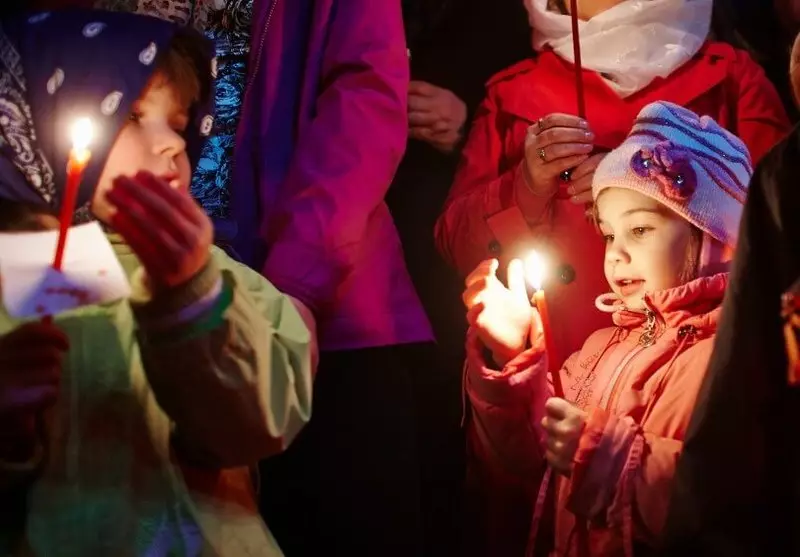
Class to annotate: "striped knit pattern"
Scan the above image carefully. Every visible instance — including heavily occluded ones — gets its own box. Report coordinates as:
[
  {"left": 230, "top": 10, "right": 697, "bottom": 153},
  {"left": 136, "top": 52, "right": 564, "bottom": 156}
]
[{"left": 593, "top": 101, "right": 753, "bottom": 248}]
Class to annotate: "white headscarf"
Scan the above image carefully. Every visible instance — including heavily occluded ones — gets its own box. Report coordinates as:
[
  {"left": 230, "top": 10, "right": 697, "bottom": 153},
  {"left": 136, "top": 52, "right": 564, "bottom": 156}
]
[{"left": 524, "top": 0, "right": 713, "bottom": 97}]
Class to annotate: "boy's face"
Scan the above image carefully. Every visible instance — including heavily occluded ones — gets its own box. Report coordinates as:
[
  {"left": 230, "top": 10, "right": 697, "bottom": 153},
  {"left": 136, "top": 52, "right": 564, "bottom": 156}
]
[
  {"left": 92, "top": 77, "right": 191, "bottom": 224},
  {"left": 596, "top": 188, "right": 696, "bottom": 310}
]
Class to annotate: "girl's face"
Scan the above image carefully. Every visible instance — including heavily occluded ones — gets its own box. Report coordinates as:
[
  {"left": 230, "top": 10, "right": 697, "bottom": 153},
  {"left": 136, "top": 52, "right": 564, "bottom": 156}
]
[
  {"left": 563, "top": 0, "right": 627, "bottom": 20},
  {"left": 596, "top": 188, "right": 698, "bottom": 310},
  {"left": 91, "top": 76, "right": 191, "bottom": 224}
]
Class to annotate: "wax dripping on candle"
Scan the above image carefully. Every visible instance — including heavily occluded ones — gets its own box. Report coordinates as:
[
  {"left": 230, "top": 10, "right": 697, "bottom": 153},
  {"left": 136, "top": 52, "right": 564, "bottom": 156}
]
[{"left": 525, "top": 251, "right": 564, "bottom": 398}]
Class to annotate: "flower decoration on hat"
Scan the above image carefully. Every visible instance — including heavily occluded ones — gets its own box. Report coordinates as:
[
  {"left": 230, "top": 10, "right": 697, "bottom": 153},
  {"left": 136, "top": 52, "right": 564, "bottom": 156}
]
[{"left": 631, "top": 141, "right": 697, "bottom": 201}]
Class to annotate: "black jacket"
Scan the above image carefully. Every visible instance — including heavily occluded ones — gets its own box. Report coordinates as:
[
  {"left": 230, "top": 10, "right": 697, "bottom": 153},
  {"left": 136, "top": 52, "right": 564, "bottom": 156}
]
[
  {"left": 390, "top": 0, "right": 530, "bottom": 364},
  {"left": 661, "top": 126, "right": 800, "bottom": 556}
]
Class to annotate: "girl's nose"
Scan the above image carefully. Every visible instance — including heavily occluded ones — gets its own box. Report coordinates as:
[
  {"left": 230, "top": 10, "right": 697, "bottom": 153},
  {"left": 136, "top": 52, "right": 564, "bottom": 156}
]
[
  {"left": 605, "top": 239, "right": 630, "bottom": 264},
  {"left": 153, "top": 126, "right": 187, "bottom": 159}
]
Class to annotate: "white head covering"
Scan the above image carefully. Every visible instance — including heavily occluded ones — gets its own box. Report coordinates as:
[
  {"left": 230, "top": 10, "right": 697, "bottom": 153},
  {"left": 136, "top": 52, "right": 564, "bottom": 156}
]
[{"left": 524, "top": 0, "right": 713, "bottom": 97}]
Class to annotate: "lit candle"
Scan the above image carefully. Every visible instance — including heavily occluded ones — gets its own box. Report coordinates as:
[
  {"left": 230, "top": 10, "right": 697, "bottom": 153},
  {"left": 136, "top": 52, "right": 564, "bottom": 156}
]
[
  {"left": 525, "top": 251, "right": 564, "bottom": 398},
  {"left": 52, "top": 118, "right": 93, "bottom": 271}
]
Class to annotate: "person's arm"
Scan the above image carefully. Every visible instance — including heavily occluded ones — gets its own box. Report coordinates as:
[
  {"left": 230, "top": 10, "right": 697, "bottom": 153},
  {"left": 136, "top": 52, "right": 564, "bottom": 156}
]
[
  {"left": 132, "top": 249, "right": 314, "bottom": 468},
  {"left": 566, "top": 341, "right": 715, "bottom": 545},
  {"left": 434, "top": 93, "right": 553, "bottom": 277},
  {"left": 260, "top": 0, "right": 409, "bottom": 314},
  {"left": 465, "top": 326, "right": 569, "bottom": 481},
  {"left": 732, "top": 49, "right": 792, "bottom": 163}
]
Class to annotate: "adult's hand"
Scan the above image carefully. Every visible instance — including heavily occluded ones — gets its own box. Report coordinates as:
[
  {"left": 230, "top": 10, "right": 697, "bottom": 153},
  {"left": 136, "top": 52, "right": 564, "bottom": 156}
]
[
  {"left": 522, "top": 113, "right": 594, "bottom": 199},
  {"left": 566, "top": 153, "right": 607, "bottom": 205},
  {"left": 408, "top": 81, "right": 467, "bottom": 153}
]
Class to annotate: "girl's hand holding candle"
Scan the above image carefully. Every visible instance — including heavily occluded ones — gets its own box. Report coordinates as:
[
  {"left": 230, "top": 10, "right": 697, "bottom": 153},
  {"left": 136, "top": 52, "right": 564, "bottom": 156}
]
[{"left": 463, "top": 258, "right": 532, "bottom": 366}]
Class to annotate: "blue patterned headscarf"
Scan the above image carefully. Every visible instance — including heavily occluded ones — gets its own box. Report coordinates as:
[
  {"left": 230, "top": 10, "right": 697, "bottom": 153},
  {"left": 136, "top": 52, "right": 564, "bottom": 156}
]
[{"left": 0, "top": 9, "right": 214, "bottom": 222}]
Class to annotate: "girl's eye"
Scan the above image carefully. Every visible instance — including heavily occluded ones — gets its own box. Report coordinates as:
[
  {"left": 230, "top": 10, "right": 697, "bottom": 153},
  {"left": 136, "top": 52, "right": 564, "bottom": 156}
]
[
  {"left": 128, "top": 111, "right": 142, "bottom": 123},
  {"left": 632, "top": 226, "right": 652, "bottom": 238},
  {"left": 602, "top": 233, "right": 614, "bottom": 244}
]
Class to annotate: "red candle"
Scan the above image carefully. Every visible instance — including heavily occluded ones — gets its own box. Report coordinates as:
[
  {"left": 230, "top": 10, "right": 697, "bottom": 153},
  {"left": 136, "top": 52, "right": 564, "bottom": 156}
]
[
  {"left": 569, "top": 0, "right": 586, "bottom": 119},
  {"left": 526, "top": 251, "right": 564, "bottom": 398},
  {"left": 52, "top": 118, "right": 93, "bottom": 271}
]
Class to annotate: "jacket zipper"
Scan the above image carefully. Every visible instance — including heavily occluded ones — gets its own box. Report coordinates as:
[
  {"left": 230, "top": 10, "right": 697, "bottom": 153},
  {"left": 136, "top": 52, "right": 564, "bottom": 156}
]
[
  {"left": 598, "top": 308, "right": 660, "bottom": 411},
  {"left": 246, "top": 0, "right": 279, "bottom": 89}
]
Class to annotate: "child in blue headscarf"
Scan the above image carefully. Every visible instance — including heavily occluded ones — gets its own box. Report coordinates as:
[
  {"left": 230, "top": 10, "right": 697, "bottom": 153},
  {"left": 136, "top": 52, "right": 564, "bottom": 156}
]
[{"left": 0, "top": 10, "right": 314, "bottom": 556}]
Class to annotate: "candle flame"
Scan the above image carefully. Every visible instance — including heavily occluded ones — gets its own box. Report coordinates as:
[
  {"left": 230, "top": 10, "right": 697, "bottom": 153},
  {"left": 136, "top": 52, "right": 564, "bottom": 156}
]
[
  {"left": 70, "top": 118, "right": 94, "bottom": 151},
  {"left": 525, "top": 250, "right": 547, "bottom": 291}
]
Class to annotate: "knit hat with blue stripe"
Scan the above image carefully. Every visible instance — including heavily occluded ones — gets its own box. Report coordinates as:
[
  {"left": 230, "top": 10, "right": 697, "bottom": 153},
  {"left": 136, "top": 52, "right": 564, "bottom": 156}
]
[{"left": 592, "top": 101, "right": 752, "bottom": 248}]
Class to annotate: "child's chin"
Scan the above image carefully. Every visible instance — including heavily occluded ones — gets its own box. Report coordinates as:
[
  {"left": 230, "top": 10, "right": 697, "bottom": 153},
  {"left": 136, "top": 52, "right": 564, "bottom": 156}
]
[{"left": 622, "top": 295, "right": 646, "bottom": 310}]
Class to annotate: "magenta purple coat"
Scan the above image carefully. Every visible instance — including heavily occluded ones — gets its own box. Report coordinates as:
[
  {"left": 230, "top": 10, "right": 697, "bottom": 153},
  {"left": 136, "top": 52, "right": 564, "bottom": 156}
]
[{"left": 231, "top": 0, "right": 433, "bottom": 350}]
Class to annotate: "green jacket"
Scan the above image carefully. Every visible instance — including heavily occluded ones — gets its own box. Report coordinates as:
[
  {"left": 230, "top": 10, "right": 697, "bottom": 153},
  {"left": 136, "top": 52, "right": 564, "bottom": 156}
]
[{"left": 0, "top": 236, "right": 313, "bottom": 556}]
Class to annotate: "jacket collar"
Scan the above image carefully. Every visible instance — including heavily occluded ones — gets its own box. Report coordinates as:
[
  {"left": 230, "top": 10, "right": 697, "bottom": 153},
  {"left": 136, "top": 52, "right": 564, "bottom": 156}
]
[
  {"left": 612, "top": 272, "right": 728, "bottom": 335},
  {"left": 497, "top": 42, "right": 730, "bottom": 150}
]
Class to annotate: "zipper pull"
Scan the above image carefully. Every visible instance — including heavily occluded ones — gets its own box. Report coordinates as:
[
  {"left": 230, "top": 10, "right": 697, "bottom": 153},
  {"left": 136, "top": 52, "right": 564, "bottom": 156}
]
[{"left": 639, "top": 309, "right": 657, "bottom": 347}]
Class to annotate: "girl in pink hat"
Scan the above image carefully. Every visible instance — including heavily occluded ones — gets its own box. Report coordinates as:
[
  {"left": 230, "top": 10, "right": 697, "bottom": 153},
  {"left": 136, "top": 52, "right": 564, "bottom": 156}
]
[{"left": 461, "top": 101, "right": 751, "bottom": 556}]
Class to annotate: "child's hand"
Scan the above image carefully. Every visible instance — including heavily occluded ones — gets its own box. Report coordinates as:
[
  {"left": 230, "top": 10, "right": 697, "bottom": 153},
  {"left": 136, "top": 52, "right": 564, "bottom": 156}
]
[
  {"left": 108, "top": 172, "right": 213, "bottom": 291},
  {"left": 463, "top": 258, "right": 532, "bottom": 365},
  {"left": 0, "top": 322, "right": 68, "bottom": 414},
  {"left": 542, "top": 397, "right": 587, "bottom": 475}
]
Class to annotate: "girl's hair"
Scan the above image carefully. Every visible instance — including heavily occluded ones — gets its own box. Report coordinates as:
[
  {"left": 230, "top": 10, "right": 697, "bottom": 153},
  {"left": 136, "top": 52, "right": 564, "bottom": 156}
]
[
  {"left": 680, "top": 225, "right": 705, "bottom": 283},
  {"left": 151, "top": 28, "right": 211, "bottom": 111}
]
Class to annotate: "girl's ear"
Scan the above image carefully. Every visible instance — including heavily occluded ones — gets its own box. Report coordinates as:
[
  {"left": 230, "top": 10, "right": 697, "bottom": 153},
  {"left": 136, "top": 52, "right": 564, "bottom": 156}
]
[{"left": 791, "top": 31, "right": 800, "bottom": 108}]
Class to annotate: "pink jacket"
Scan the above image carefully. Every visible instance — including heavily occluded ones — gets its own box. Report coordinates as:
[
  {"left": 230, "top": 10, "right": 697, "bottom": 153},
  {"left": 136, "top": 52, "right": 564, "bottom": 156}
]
[
  {"left": 233, "top": 0, "right": 433, "bottom": 350},
  {"left": 465, "top": 274, "right": 726, "bottom": 556}
]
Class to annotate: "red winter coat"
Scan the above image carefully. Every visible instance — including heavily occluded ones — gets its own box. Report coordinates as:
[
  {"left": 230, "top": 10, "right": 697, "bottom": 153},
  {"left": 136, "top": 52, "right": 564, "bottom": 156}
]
[
  {"left": 436, "top": 42, "right": 789, "bottom": 363},
  {"left": 466, "top": 274, "right": 727, "bottom": 556}
]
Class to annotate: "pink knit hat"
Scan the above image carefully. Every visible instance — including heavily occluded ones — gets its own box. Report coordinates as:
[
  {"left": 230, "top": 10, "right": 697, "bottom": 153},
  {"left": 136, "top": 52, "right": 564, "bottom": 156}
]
[{"left": 592, "top": 101, "right": 753, "bottom": 271}]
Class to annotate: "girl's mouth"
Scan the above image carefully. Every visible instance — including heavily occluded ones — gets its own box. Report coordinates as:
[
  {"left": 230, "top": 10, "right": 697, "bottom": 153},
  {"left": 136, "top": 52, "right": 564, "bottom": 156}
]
[{"left": 615, "top": 279, "right": 644, "bottom": 297}]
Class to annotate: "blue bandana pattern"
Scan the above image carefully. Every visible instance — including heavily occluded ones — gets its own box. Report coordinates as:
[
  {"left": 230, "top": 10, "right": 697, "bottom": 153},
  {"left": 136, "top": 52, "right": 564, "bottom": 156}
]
[
  {"left": 191, "top": 0, "right": 253, "bottom": 220},
  {"left": 0, "top": 9, "right": 213, "bottom": 222}
]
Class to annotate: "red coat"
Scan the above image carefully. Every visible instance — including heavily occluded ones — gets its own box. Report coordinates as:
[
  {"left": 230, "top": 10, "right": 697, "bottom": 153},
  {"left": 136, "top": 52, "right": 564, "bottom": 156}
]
[{"left": 436, "top": 42, "right": 790, "bottom": 362}]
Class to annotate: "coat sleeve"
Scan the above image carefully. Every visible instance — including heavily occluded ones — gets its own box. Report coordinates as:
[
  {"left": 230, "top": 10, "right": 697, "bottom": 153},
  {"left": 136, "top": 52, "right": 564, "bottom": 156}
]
[
  {"left": 435, "top": 91, "right": 554, "bottom": 277},
  {"left": 566, "top": 340, "right": 714, "bottom": 547},
  {"left": 132, "top": 249, "right": 314, "bottom": 468},
  {"left": 731, "top": 49, "right": 791, "bottom": 164},
  {"left": 259, "top": 0, "right": 409, "bottom": 314},
  {"left": 465, "top": 326, "right": 582, "bottom": 481}
]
